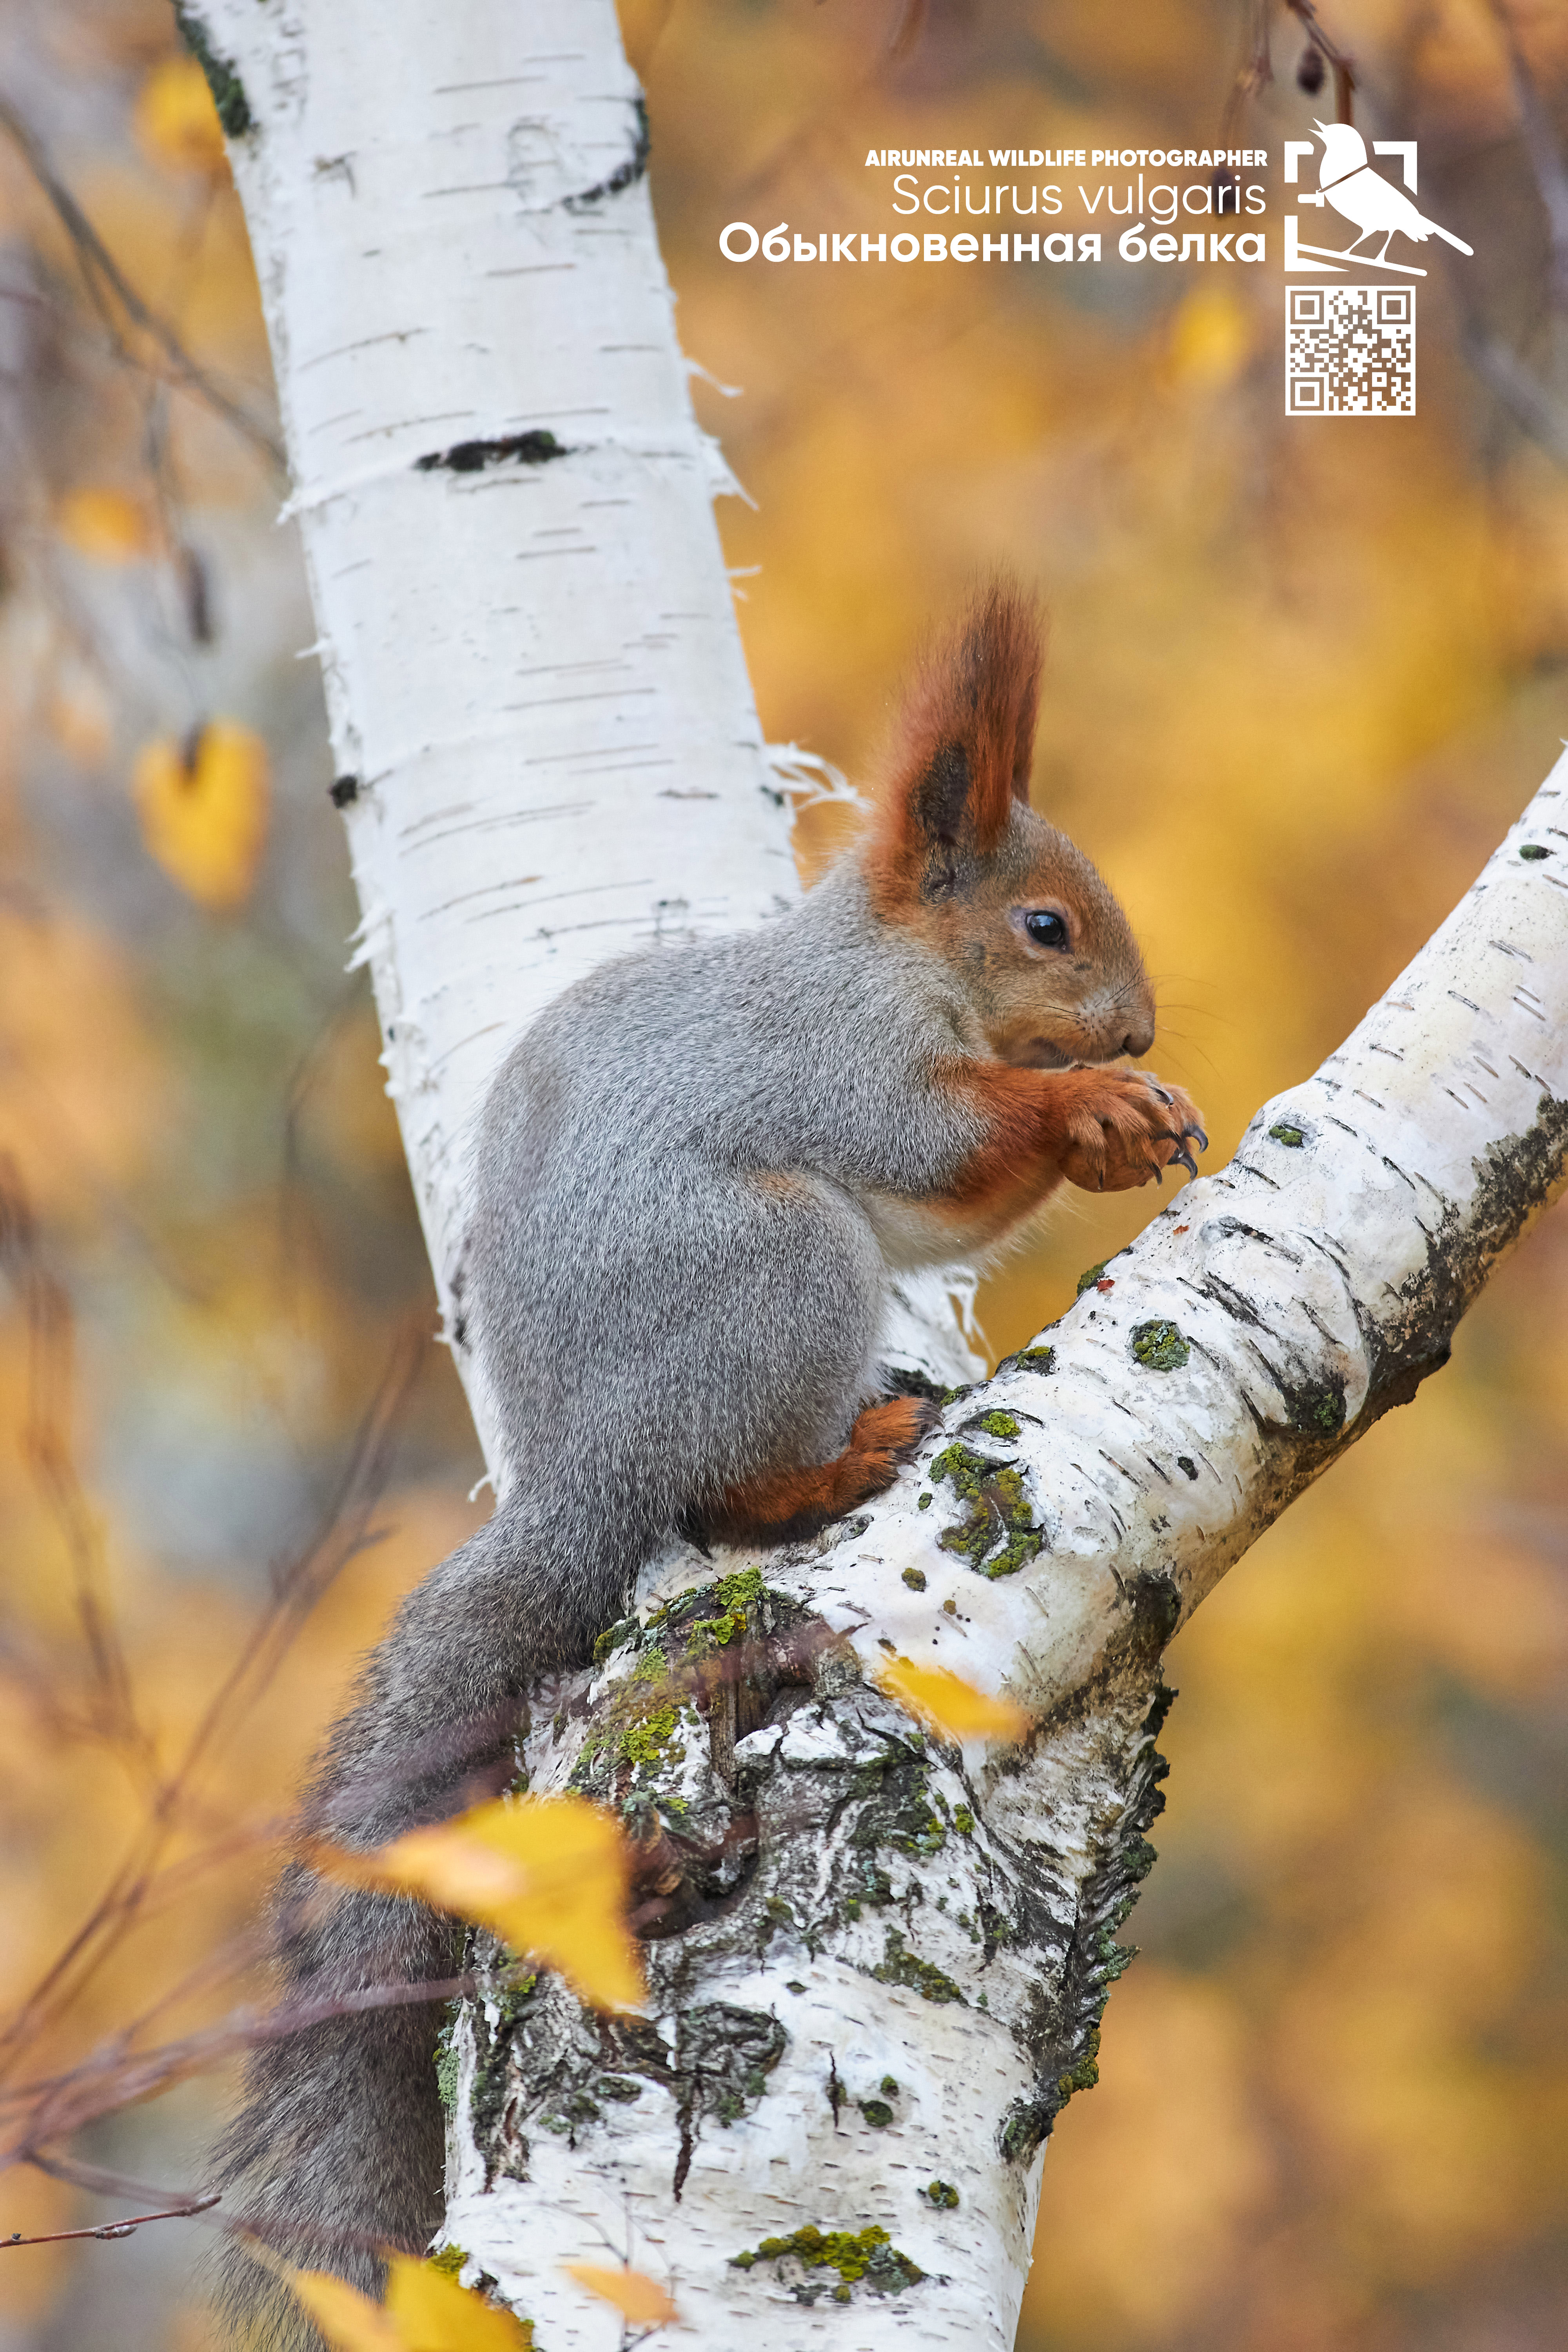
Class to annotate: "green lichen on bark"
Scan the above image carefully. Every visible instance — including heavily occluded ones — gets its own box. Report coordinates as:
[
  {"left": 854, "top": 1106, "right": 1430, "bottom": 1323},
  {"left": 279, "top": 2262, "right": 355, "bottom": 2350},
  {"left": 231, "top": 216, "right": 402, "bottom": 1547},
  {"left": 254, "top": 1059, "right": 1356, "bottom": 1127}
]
[
  {"left": 731, "top": 2223, "right": 923, "bottom": 2304},
  {"left": 849, "top": 1749, "right": 946, "bottom": 1860},
  {"left": 682, "top": 1566, "right": 765, "bottom": 1654},
  {"left": 928, "top": 1440, "right": 1043, "bottom": 1577},
  {"left": 591, "top": 1615, "right": 638, "bottom": 1665},
  {"left": 172, "top": 4, "right": 252, "bottom": 136},
  {"left": 1129, "top": 1318, "right": 1190, "bottom": 1371},
  {"left": 971, "top": 1410, "right": 1020, "bottom": 1439},
  {"left": 871, "top": 1926, "right": 965, "bottom": 2004}
]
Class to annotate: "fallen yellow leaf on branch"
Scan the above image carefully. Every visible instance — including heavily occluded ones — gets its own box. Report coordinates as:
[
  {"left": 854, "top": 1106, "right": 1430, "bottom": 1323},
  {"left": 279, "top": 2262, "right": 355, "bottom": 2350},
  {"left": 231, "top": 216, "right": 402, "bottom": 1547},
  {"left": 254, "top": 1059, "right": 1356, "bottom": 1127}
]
[
  {"left": 136, "top": 54, "right": 227, "bottom": 173},
  {"left": 561, "top": 2263, "right": 678, "bottom": 2325},
  {"left": 132, "top": 721, "right": 269, "bottom": 908},
  {"left": 875, "top": 1657, "right": 1033, "bottom": 1745},
  {"left": 57, "top": 486, "right": 154, "bottom": 562},
  {"left": 336, "top": 1793, "right": 644, "bottom": 2013}
]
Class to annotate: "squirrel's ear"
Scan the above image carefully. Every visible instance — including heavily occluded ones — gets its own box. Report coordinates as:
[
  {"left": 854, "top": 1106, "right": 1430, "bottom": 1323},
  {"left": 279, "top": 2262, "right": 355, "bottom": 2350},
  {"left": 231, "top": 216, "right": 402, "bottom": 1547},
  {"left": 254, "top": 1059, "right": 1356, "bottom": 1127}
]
[{"left": 870, "top": 582, "right": 1044, "bottom": 898}]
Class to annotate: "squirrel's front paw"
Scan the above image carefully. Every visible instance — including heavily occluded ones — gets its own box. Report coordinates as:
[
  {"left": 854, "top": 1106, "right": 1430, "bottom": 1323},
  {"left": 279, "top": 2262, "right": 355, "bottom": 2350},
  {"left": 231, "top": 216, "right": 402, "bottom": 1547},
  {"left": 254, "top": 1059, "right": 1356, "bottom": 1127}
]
[{"left": 1059, "top": 1070, "right": 1207, "bottom": 1194}]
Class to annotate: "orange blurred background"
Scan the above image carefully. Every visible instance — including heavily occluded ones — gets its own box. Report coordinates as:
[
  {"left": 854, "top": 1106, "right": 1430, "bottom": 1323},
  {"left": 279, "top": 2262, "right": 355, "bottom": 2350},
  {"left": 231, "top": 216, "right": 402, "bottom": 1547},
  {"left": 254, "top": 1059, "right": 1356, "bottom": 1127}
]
[{"left": 0, "top": 2, "right": 1564, "bottom": 2345}]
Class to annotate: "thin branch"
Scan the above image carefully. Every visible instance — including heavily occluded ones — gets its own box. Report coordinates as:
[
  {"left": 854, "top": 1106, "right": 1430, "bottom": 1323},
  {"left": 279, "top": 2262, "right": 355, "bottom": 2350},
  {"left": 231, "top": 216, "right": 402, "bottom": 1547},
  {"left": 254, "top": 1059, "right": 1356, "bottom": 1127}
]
[
  {"left": 1490, "top": 0, "right": 1568, "bottom": 307},
  {"left": 26, "top": 2147, "right": 224, "bottom": 2208},
  {"left": 0, "top": 1324, "right": 427, "bottom": 2083},
  {"left": 0, "top": 1156, "right": 143, "bottom": 1757},
  {"left": 2, "top": 2193, "right": 221, "bottom": 2249},
  {"left": 2, "top": 1972, "right": 475, "bottom": 2165},
  {"left": 0, "top": 96, "right": 285, "bottom": 471},
  {"left": 1222, "top": 0, "right": 1275, "bottom": 142},
  {"left": 1284, "top": 0, "right": 1357, "bottom": 122},
  {"left": 1463, "top": 320, "right": 1568, "bottom": 461}
]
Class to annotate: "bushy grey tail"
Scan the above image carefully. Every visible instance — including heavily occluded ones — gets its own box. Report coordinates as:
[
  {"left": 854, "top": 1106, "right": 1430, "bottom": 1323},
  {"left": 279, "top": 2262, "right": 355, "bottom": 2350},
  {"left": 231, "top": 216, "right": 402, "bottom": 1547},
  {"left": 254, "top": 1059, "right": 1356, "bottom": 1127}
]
[
  {"left": 211, "top": 1884, "right": 458, "bottom": 2348},
  {"left": 210, "top": 1490, "right": 652, "bottom": 2345}
]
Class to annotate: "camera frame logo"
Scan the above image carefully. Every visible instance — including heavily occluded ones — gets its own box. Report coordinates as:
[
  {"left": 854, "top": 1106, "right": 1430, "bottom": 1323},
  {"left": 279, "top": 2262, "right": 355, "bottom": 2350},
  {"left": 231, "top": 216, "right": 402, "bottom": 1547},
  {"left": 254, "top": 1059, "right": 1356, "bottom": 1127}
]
[{"left": 1283, "top": 128, "right": 1473, "bottom": 418}]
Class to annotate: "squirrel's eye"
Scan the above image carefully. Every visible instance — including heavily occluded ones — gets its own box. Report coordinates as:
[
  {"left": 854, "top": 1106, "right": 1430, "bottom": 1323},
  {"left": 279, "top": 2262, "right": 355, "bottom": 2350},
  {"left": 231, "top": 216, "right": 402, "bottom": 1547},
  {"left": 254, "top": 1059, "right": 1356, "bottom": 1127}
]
[{"left": 1024, "top": 909, "right": 1068, "bottom": 950}]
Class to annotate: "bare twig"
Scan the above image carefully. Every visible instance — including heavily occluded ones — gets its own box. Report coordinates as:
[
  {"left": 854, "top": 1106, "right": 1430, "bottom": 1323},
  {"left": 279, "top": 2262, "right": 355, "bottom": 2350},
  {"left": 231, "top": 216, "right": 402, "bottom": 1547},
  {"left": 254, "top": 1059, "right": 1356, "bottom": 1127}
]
[
  {"left": 3, "top": 1971, "right": 474, "bottom": 2165},
  {"left": 0, "top": 1156, "right": 143, "bottom": 1757},
  {"left": 2, "top": 2193, "right": 221, "bottom": 2249},
  {"left": 0, "top": 1323, "right": 427, "bottom": 2082},
  {"left": 1463, "top": 322, "right": 1568, "bottom": 461},
  {"left": 1285, "top": 0, "right": 1357, "bottom": 122},
  {"left": 25, "top": 2149, "right": 221, "bottom": 2207},
  {"left": 1490, "top": 0, "right": 1568, "bottom": 307},
  {"left": 0, "top": 96, "right": 284, "bottom": 470},
  {"left": 1222, "top": 0, "right": 1275, "bottom": 140},
  {"left": 887, "top": 0, "right": 927, "bottom": 63}
]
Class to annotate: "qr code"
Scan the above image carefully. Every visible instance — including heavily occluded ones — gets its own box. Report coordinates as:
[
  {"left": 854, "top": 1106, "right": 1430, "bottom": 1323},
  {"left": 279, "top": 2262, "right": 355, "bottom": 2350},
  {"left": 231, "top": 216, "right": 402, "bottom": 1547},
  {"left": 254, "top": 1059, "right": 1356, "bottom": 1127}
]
[{"left": 1285, "top": 287, "right": 1414, "bottom": 415}]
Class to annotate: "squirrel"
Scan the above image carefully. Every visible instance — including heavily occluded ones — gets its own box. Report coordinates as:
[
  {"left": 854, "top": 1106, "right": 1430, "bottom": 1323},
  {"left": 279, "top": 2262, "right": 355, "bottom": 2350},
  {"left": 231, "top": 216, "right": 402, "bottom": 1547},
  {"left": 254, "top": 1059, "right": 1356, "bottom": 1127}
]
[{"left": 211, "top": 582, "right": 1204, "bottom": 2345}]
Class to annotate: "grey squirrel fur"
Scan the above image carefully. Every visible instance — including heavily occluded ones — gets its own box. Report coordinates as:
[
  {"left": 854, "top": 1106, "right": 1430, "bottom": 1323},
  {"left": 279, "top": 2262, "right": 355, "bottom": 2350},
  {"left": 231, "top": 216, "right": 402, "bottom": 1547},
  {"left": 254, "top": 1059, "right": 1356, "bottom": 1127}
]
[{"left": 211, "top": 585, "right": 1203, "bottom": 2343}]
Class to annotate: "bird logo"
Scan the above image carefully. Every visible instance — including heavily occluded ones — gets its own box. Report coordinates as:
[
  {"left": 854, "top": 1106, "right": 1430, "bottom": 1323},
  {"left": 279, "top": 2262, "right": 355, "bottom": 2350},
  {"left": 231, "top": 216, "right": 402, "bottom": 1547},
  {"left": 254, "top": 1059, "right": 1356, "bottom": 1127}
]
[{"left": 1296, "top": 122, "right": 1473, "bottom": 270}]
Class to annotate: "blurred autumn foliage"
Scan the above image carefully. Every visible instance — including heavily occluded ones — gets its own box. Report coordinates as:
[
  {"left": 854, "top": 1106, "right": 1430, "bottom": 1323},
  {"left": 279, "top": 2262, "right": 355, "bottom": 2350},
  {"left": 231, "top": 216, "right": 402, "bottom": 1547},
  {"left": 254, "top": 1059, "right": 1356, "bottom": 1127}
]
[{"left": 0, "top": 1, "right": 1564, "bottom": 2348}]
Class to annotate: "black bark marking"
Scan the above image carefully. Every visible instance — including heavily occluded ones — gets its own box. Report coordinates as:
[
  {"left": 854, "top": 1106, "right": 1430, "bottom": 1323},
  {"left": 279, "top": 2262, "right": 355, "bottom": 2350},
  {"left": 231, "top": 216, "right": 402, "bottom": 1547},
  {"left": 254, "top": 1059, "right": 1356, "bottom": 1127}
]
[
  {"left": 415, "top": 430, "right": 568, "bottom": 474},
  {"left": 1203, "top": 1214, "right": 1303, "bottom": 1263},
  {"left": 1000, "top": 1676, "right": 1176, "bottom": 2163},
  {"left": 564, "top": 98, "right": 651, "bottom": 211},
  {"left": 1359, "top": 1088, "right": 1568, "bottom": 1427}
]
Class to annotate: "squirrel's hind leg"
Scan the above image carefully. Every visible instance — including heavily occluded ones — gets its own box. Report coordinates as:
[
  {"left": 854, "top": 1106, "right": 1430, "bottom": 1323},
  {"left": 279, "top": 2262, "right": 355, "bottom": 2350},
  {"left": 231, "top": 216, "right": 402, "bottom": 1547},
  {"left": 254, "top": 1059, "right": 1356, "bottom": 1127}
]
[{"left": 706, "top": 1393, "right": 938, "bottom": 1544}]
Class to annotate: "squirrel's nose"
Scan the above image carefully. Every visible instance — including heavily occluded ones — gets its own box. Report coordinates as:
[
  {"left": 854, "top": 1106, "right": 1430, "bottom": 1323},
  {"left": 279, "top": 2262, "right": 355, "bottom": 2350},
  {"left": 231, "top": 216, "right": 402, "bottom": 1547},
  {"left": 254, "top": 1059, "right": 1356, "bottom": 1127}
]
[{"left": 1122, "top": 1017, "right": 1156, "bottom": 1059}]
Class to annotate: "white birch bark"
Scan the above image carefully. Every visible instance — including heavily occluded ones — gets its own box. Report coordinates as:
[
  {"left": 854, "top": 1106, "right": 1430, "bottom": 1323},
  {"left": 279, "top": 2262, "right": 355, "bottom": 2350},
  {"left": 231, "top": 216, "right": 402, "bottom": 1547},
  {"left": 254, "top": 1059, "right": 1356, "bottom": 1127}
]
[
  {"left": 198, "top": 0, "right": 981, "bottom": 1472},
  {"left": 194, "top": 2, "right": 1568, "bottom": 2346}
]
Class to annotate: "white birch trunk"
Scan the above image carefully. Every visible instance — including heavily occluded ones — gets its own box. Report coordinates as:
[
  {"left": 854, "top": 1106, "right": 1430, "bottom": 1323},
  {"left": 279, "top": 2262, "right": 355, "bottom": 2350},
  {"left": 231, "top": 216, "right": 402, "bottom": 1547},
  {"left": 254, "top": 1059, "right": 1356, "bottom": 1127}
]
[
  {"left": 196, "top": 2, "right": 1568, "bottom": 2346},
  {"left": 199, "top": 0, "right": 980, "bottom": 1472}
]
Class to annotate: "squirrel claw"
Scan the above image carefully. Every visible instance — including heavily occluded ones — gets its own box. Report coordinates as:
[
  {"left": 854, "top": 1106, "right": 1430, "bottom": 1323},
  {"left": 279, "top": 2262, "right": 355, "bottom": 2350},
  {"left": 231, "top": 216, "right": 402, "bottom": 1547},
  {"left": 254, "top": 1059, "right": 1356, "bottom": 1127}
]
[
  {"left": 1188, "top": 1124, "right": 1209, "bottom": 1152},
  {"left": 1171, "top": 1144, "right": 1199, "bottom": 1179}
]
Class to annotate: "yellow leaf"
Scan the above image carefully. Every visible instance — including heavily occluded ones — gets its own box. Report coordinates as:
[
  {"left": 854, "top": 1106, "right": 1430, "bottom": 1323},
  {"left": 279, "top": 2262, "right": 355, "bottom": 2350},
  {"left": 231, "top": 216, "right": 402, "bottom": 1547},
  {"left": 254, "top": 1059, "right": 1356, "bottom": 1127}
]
[
  {"left": 875, "top": 1657, "right": 1033, "bottom": 1745},
  {"left": 386, "top": 2255, "right": 534, "bottom": 2349},
  {"left": 135, "top": 55, "right": 227, "bottom": 173},
  {"left": 561, "top": 2264, "right": 678, "bottom": 2325},
  {"left": 1168, "top": 287, "right": 1252, "bottom": 389},
  {"left": 356, "top": 1793, "right": 644, "bottom": 2013},
  {"left": 291, "top": 2272, "right": 401, "bottom": 2352},
  {"left": 132, "top": 721, "right": 269, "bottom": 909},
  {"left": 292, "top": 2258, "right": 533, "bottom": 2350},
  {"left": 57, "top": 487, "right": 154, "bottom": 562}
]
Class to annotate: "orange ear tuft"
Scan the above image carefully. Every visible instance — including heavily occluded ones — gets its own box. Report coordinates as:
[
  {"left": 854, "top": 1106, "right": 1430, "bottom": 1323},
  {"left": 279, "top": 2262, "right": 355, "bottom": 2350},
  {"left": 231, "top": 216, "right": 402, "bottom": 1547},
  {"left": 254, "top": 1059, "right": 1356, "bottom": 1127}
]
[{"left": 867, "top": 581, "right": 1045, "bottom": 907}]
